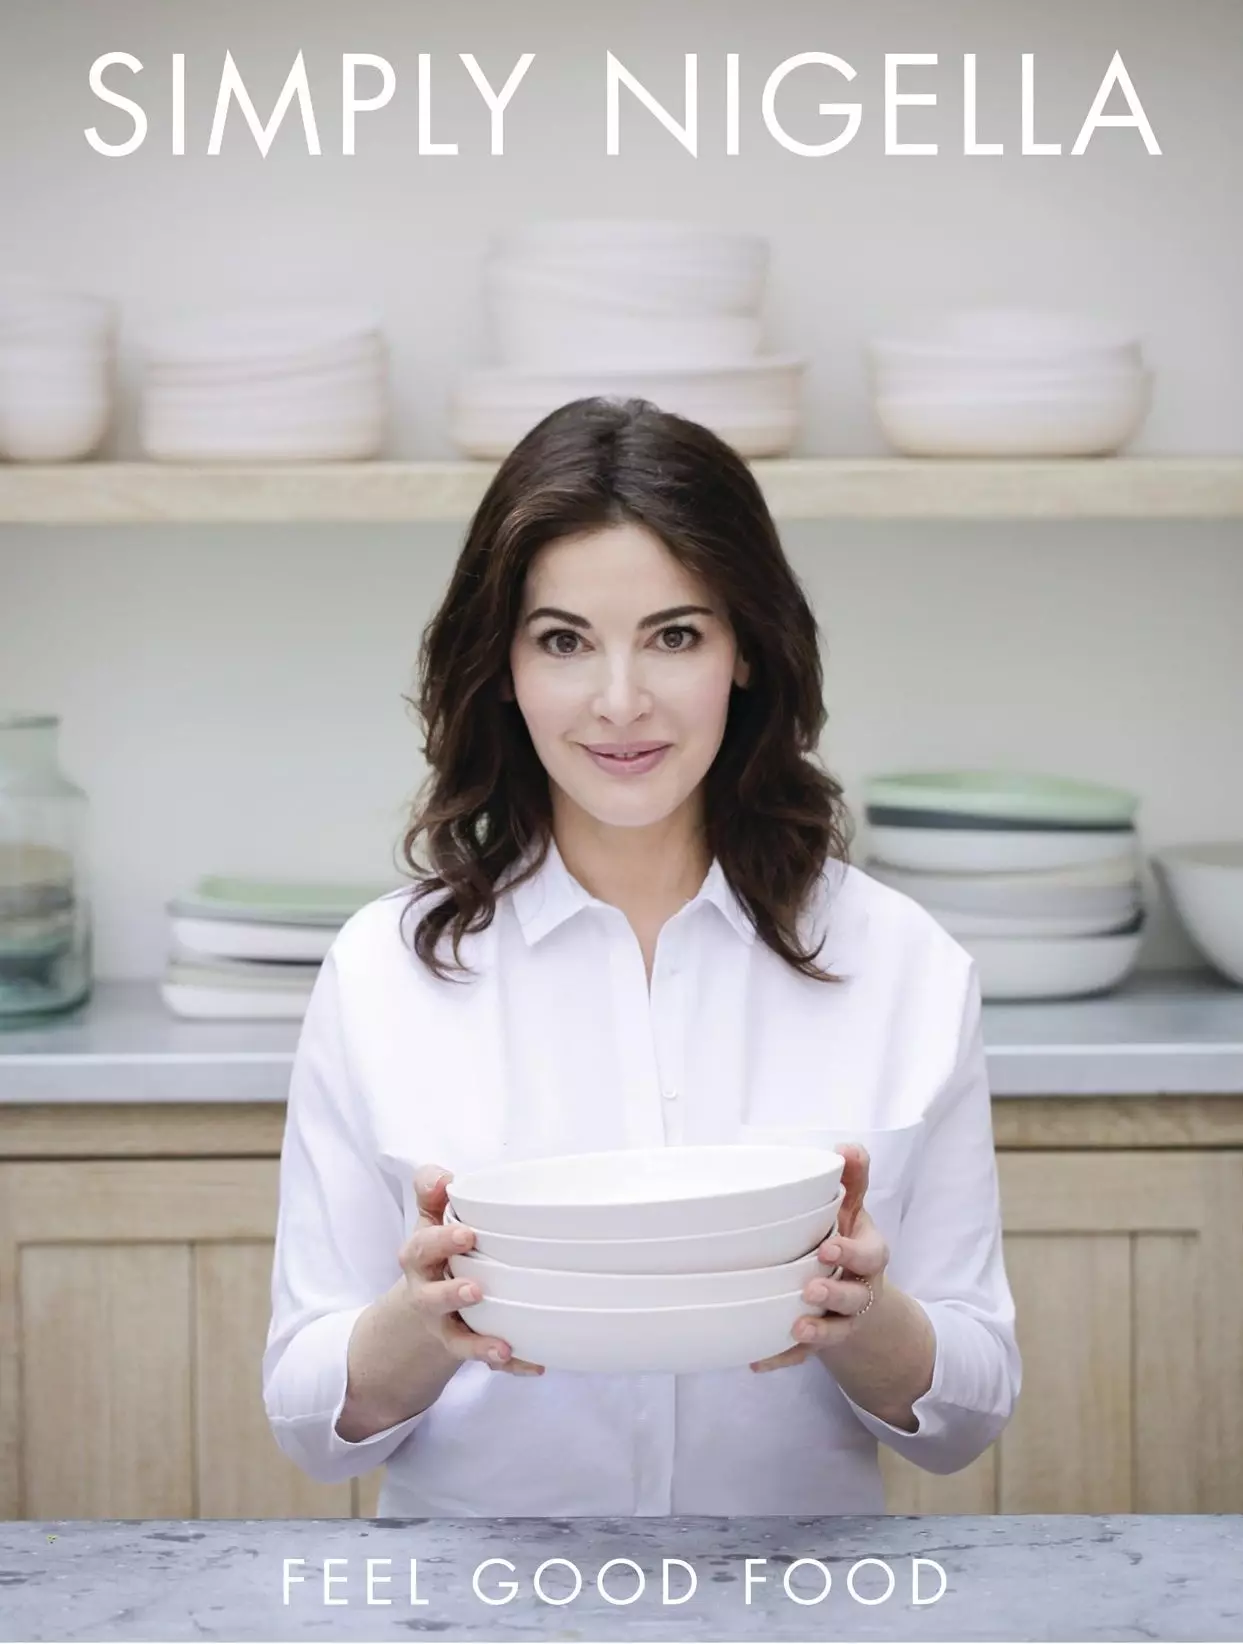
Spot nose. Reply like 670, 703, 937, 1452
591, 652, 652, 725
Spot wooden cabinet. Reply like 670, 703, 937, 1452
1, 1099, 1240, 1520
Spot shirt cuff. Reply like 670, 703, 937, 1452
841, 1298, 1014, 1476
266, 1305, 429, 1483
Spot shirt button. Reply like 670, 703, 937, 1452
663, 1087, 679, 1102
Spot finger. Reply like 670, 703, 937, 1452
749, 1344, 812, 1373
413, 1164, 454, 1221
443, 1315, 542, 1374
413, 1273, 483, 1319
832, 1142, 871, 1236
405, 1220, 476, 1279
799, 1275, 875, 1319
792, 1311, 861, 1349
819, 1222, 887, 1283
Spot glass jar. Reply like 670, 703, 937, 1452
0, 714, 92, 1021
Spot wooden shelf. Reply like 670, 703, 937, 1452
0, 457, 1240, 524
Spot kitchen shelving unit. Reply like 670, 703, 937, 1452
0, 456, 1241, 523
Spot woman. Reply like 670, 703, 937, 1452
263, 396, 1020, 1517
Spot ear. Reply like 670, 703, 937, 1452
500, 672, 514, 702
733, 654, 751, 689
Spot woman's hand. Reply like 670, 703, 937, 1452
750, 1142, 889, 1373
403, 1164, 544, 1377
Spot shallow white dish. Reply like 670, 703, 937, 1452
873, 374, 1152, 458
444, 1192, 841, 1274
932, 907, 1141, 941
1153, 843, 1243, 986
159, 981, 311, 1020
867, 860, 1139, 921
460, 1288, 825, 1374
167, 915, 336, 963
960, 925, 1145, 1001
490, 299, 763, 371
448, 1245, 837, 1307
867, 825, 1139, 876
447, 1145, 845, 1242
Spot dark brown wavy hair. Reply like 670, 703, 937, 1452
398, 396, 854, 983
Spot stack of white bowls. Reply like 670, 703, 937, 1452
1153, 843, 1243, 987
0, 284, 117, 461
866, 308, 1152, 457
444, 1145, 846, 1373
864, 771, 1146, 1000
450, 221, 803, 458
138, 308, 388, 462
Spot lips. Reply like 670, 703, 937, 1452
581, 744, 672, 776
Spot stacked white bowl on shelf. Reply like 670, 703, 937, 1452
0, 283, 117, 461
865, 307, 1153, 457
161, 876, 396, 1019
450, 221, 803, 458
444, 1145, 846, 1373
863, 771, 1147, 1001
138, 307, 388, 462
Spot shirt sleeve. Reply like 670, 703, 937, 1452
262, 942, 429, 1484
844, 959, 1022, 1473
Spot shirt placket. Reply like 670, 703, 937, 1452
603, 906, 683, 1515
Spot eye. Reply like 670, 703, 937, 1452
535, 628, 584, 656
655, 624, 703, 651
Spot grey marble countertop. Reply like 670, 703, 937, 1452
1, 974, 1242, 1104
1, 1515, 1239, 1642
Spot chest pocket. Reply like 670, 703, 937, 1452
734, 1118, 926, 1249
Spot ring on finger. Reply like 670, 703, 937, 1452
855, 1276, 875, 1317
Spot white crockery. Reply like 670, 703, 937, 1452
490, 300, 763, 371
444, 1192, 842, 1274
459, 1288, 827, 1374
448, 1245, 837, 1307
1153, 843, 1243, 986
961, 924, 1145, 1001
873, 374, 1152, 458
867, 860, 1140, 921
867, 825, 1140, 876
447, 1144, 845, 1241
931, 907, 1142, 941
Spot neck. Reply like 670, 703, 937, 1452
549, 791, 711, 918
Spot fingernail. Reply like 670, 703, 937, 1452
796, 1321, 817, 1342
808, 1281, 829, 1305
821, 1243, 841, 1263
454, 1228, 472, 1247
459, 1285, 478, 1304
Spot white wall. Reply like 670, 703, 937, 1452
0, 0, 1238, 978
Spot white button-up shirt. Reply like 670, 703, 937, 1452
264, 840, 1019, 1516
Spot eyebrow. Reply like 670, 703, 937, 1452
523, 604, 716, 631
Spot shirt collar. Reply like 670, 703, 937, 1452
504, 835, 756, 948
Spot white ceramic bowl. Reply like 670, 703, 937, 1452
447, 1144, 845, 1241
961, 924, 1145, 1001
867, 860, 1140, 921
867, 825, 1140, 876
932, 907, 1141, 941
1153, 843, 1243, 986
873, 374, 1152, 458
444, 1192, 842, 1274
460, 1288, 825, 1374
490, 299, 763, 371
448, 1245, 837, 1307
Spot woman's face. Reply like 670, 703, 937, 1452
508, 522, 749, 833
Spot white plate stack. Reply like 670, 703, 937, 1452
443, 1145, 845, 1374
162, 876, 396, 1018
0, 284, 117, 461
138, 308, 388, 462
862, 770, 1147, 1001
866, 308, 1152, 457
450, 221, 803, 458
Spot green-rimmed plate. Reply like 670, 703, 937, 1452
168, 876, 402, 927
862, 771, 1139, 828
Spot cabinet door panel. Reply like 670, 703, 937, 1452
22, 1243, 193, 1518
196, 1241, 349, 1519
